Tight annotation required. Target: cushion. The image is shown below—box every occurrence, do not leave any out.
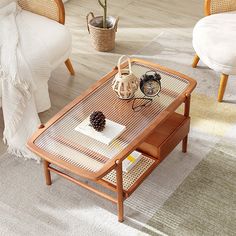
[0,0,16,8]
[18,10,72,69]
[193,11,236,75]
[0,1,17,19]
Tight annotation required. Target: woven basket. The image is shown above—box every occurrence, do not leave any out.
[86,12,119,52]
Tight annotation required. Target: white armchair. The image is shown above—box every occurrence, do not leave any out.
[192,0,236,102]
[17,0,74,75]
[0,0,74,110]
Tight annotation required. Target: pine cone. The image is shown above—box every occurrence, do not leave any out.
[90,111,106,132]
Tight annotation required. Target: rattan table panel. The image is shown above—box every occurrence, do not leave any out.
[34,62,189,173]
[103,154,155,191]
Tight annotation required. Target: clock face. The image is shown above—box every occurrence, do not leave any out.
[142,80,160,97]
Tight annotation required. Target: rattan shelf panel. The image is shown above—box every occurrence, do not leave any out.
[103,155,156,191]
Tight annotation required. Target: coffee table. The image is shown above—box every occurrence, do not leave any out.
[27,58,197,222]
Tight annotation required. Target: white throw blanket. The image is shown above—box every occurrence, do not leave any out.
[0,3,51,161]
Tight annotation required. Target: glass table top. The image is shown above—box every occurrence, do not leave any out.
[34,62,190,173]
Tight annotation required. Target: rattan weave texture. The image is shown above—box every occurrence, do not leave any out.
[103,155,155,191]
[34,62,189,173]
[209,0,236,14]
[18,0,62,23]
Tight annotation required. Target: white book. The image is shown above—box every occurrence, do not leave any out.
[75,117,126,145]
[123,151,142,173]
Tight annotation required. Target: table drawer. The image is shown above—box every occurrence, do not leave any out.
[137,112,190,160]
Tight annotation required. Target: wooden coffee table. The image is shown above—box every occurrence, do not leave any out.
[27,59,197,222]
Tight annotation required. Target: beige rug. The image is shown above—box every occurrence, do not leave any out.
[143,141,236,236]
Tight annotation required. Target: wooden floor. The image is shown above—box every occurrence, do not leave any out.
[0,0,204,155]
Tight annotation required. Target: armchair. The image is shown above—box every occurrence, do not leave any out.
[18,0,75,76]
[0,0,75,111]
[192,0,236,102]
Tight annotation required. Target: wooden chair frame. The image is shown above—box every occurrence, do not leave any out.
[192,0,236,102]
[18,0,75,75]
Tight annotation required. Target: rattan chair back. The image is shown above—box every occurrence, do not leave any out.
[205,0,236,15]
[18,0,65,24]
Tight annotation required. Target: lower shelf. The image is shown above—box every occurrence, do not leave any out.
[102,154,159,196]
[48,112,190,200]
[102,112,190,197]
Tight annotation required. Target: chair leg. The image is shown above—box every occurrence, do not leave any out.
[192,54,200,68]
[65,58,75,76]
[218,74,229,102]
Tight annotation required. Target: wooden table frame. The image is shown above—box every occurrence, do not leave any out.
[27,59,196,222]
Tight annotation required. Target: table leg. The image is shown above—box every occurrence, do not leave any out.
[184,94,191,117]
[182,94,191,153]
[116,160,124,222]
[43,160,52,185]
[182,135,188,153]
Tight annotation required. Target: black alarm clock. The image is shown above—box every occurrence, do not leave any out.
[140,71,161,97]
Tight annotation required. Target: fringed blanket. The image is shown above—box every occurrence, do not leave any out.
[0,2,51,161]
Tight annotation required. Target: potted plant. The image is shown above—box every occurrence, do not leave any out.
[86,0,119,52]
